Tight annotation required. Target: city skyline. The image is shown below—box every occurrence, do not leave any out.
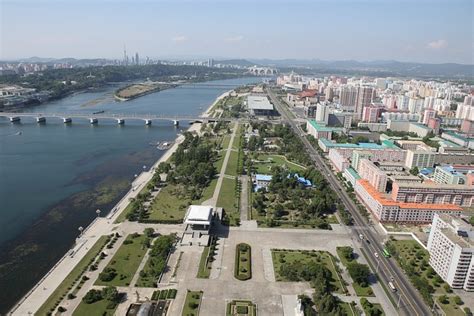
[1,0,473,64]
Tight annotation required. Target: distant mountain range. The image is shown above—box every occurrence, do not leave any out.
[249,59,474,79]
[3,57,473,79]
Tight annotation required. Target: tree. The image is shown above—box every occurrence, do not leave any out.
[98,267,117,282]
[144,228,155,237]
[338,247,353,262]
[409,166,419,176]
[347,262,371,287]
[469,216,474,226]
[101,286,119,303]
[438,295,448,304]
[453,296,463,305]
[83,289,103,304]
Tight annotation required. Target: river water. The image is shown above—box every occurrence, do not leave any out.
[0,77,259,312]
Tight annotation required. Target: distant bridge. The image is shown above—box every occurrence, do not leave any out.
[0,112,235,126]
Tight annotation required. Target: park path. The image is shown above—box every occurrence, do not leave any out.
[239,175,249,221]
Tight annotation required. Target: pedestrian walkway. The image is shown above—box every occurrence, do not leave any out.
[239,175,249,221]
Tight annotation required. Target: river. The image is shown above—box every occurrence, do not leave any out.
[0,77,260,313]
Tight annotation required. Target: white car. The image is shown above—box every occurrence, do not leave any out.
[374,252,379,258]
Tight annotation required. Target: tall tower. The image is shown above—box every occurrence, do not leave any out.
[123,44,128,66]
[135,52,139,65]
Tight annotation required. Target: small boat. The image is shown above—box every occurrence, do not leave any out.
[15,131,22,135]
[157,141,173,150]
[93,110,105,114]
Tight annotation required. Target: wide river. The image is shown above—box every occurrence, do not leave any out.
[0,77,260,312]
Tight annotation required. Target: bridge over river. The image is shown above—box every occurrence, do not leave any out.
[0,112,236,126]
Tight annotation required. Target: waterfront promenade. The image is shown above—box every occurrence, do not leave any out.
[9,90,231,315]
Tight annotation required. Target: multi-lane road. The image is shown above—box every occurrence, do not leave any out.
[266,88,432,316]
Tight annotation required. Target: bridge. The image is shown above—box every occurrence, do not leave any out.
[0,112,235,126]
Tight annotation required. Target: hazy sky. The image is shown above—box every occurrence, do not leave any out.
[1,0,473,64]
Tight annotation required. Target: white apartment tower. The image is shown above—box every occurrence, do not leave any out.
[427,214,474,291]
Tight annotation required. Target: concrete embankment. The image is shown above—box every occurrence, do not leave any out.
[9,89,234,316]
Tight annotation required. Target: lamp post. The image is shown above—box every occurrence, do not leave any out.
[78,226,84,238]
[96,209,101,217]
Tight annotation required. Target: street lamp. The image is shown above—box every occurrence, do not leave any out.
[78,226,84,238]
[143,165,147,170]
[96,209,101,217]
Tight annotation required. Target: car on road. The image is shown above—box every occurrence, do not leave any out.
[388,281,397,292]
[359,234,364,240]
[374,252,379,258]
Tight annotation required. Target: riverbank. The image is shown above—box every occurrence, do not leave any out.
[9,88,235,315]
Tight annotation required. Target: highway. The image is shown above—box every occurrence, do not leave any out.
[266,88,432,316]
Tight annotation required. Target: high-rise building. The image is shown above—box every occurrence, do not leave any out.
[315,104,330,123]
[456,95,474,121]
[208,58,214,67]
[355,86,374,120]
[339,86,358,110]
[422,109,436,125]
[362,105,382,123]
[135,52,139,65]
[427,214,474,291]
[375,78,386,90]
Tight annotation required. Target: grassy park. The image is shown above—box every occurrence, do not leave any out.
[234,243,252,280]
[252,154,306,174]
[72,298,117,316]
[95,234,148,286]
[271,249,345,293]
[36,235,111,316]
[226,300,257,316]
[217,177,240,226]
[182,290,203,316]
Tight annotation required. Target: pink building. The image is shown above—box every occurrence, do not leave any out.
[358,159,387,192]
[422,109,436,125]
[461,120,474,137]
[427,118,441,134]
[328,149,350,172]
[362,105,383,123]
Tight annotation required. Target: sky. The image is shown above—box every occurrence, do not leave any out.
[1,0,473,64]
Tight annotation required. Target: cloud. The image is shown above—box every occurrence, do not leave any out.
[224,35,244,42]
[427,39,447,49]
[172,35,187,42]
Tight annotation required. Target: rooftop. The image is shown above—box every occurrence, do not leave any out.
[247,95,274,110]
[358,179,463,211]
[255,174,272,181]
[308,120,341,132]
[345,167,361,180]
[184,205,213,225]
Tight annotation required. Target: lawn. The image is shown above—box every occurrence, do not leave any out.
[336,247,375,297]
[253,154,306,174]
[226,300,257,316]
[225,149,240,177]
[147,185,191,221]
[271,249,345,293]
[36,235,111,315]
[72,298,117,316]
[196,246,212,278]
[95,234,148,286]
[216,177,240,226]
[234,243,252,280]
[182,290,203,316]
[114,199,135,223]
[437,296,466,316]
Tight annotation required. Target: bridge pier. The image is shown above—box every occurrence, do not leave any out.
[89,118,98,124]
[9,116,20,123]
[63,117,72,123]
[173,120,179,126]
[117,118,125,125]
[36,117,46,123]
[145,119,152,125]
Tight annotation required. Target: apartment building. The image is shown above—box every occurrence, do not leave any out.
[358,159,387,192]
[391,182,474,207]
[427,214,474,291]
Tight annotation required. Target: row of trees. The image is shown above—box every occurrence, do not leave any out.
[82,286,120,309]
[139,234,176,284]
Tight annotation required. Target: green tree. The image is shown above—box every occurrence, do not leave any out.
[347,262,371,287]
[101,286,119,303]
[409,166,419,176]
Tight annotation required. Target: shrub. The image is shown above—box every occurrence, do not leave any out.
[99,267,117,282]
[189,302,199,309]
[453,296,463,305]
[83,289,103,304]
[57,306,66,313]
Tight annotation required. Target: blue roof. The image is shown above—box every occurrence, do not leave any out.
[289,173,312,186]
[255,174,272,181]
[345,167,361,180]
[319,138,394,150]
